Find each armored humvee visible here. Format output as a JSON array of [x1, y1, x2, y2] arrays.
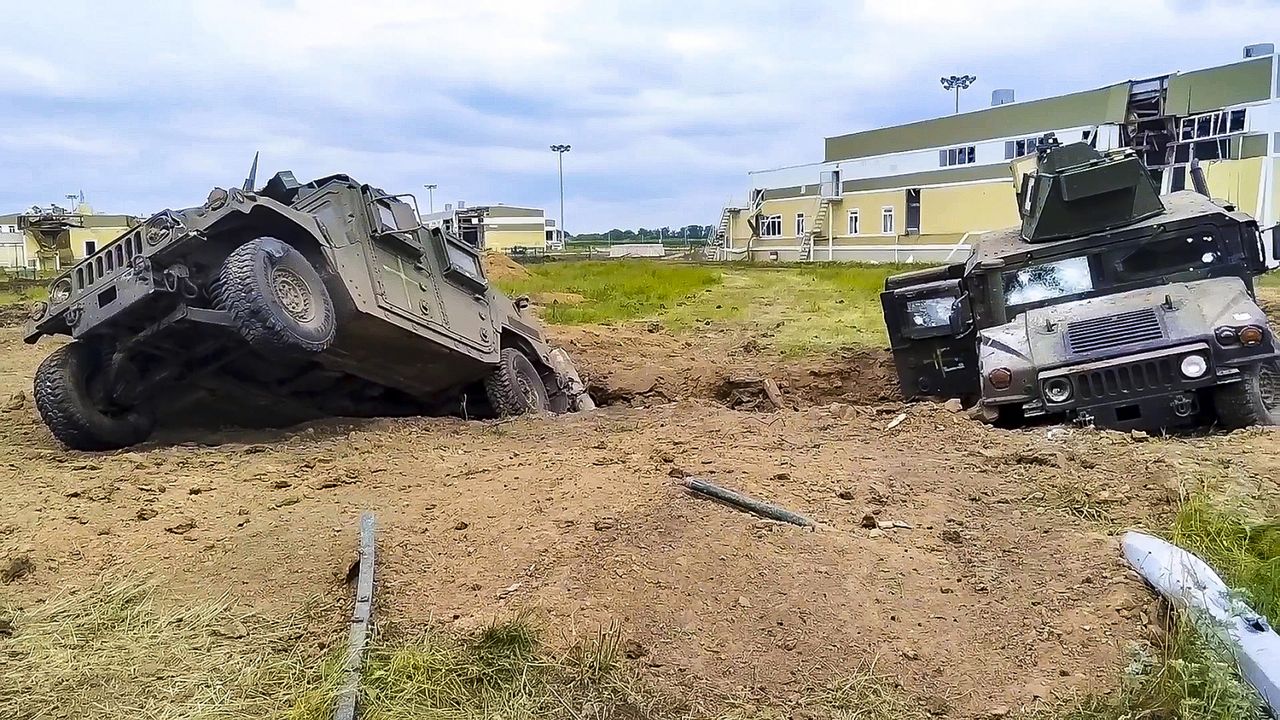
[[882, 136, 1279, 432], [25, 166, 589, 450]]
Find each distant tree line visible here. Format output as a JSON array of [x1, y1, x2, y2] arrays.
[[567, 225, 714, 244]]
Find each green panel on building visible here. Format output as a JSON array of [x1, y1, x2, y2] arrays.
[[1166, 57, 1273, 115], [824, 83, 1130, 162]]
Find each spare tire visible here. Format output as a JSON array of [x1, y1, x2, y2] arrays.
[[33, 342, 155, 451], [484, 348, 550, 417], [212, 237, 336, 354]]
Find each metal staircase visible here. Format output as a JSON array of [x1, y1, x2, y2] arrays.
[[801, 199, 831, 262]]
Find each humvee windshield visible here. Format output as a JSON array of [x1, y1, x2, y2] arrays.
[[1000, 226, 1230, 314]]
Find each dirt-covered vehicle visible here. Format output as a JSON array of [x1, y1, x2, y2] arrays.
[[25, 166, 589, 450], [882, 136, 1279, 432]]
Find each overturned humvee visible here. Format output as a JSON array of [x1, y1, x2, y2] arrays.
[[26, 165, 589, 450], [882, 135, 1279, 432]]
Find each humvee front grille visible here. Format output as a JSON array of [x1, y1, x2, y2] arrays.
[[1066, 308, 1164, 354], [74, 234, 144, 292], [1071, 356, 1178, 401]]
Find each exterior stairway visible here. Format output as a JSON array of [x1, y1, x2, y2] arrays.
[[802, 200, 830, 261]]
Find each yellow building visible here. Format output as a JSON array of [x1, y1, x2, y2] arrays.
[[715, 48, 1280, 264], [0, 203, 140, 273], [426, 203, 553, 253]]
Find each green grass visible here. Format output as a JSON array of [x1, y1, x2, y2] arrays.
[[362, 615, 662, 720], [0, 285, 44, 306], [1256, 270, 1280, 290], [499, 260, 918, 353], [1040, 484, 1279, 720], [495, 260, 723, 325]]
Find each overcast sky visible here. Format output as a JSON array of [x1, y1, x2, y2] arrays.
[[0, 0, 1277, 232]]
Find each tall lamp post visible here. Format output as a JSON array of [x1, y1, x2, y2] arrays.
[[940, 74, 977, 114], [550, 144, 571, 242], [422, 184, 437, 214]]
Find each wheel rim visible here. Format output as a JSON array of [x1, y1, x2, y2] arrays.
[[516, 372, 543, 410], [1259, 364, 1280, 412], [272, 266, 315, 323]]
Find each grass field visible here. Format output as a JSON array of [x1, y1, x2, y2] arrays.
[[497, 260, 916, 353]]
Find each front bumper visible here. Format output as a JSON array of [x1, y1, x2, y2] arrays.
[[1024, 343, 1253, 431]]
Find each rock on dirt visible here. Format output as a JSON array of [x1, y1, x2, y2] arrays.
[[3, 391, 25, 411]]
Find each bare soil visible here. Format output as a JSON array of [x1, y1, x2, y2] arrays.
[[3, 314, 1280, 717]]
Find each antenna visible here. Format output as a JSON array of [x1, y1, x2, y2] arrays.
[[242, 151, 259, 192]]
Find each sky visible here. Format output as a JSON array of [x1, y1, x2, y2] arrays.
[[1, 0, 1278, 233]]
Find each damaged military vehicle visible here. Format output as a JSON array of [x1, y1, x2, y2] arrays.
[[26, 164, 590, 450], [882, 135, 1278, 432]]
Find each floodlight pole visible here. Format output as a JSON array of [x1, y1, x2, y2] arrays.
[[423, 184, 437, 213], [550, 144, 571, 241], [940, 74, 977, 114]]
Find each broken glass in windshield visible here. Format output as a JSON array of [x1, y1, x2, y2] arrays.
[[1003, 256, 1093, 307]]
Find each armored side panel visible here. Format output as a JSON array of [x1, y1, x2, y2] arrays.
[[1018, 141, 1165, 243]]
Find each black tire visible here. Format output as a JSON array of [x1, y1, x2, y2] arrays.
[[212, 237, 336, 354], [33, 342, 155, 451], [1214, 361, 1280, 430], [484, 348, 550, 417]]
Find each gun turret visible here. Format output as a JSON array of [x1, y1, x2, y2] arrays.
[[1014, 133, 1164, 243]]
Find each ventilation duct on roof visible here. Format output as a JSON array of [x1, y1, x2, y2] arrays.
[[1244, 43, 1274, 58], [991, 89, 1015, 106]]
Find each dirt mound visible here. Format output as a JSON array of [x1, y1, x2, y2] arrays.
[[550, 323, 899, 408], [483, 252, 532, 282], [530, 291, 584, 306]]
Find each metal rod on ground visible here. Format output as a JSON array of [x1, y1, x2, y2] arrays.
[[681, 477, 815, 527], [334, 511, 376, 720]]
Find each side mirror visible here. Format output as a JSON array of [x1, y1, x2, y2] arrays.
[[949, 293, 974, 335]]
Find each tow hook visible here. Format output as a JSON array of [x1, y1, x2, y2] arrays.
[[1171, 392, 1197, 418]]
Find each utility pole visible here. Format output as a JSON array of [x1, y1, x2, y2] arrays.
[[423, 184, 437, 213], [550, 144, 571, 240], [940, 74, 977, 114]]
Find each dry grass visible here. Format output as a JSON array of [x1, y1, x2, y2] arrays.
[[0, 577, 341, 720], [0, 579, 931, 719]]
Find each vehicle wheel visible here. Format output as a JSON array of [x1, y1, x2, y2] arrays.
[[484, 348, 550, 417], [33, 342, 155, 451], [1213, 361, 1280, 429], [212, 237, 336, 354]]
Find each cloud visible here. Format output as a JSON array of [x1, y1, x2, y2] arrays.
[[0, 0, 1277, 230]]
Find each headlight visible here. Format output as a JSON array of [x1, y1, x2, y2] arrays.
[[1238, 325, 1265, 347], [1180, 354, 1208, 378], [987, 367, 1013, 390], [28, 301, 48, 321], [1044, 377, 1073, 403], [1214, 326, 1239, 345], [49, 278, 72, 304]]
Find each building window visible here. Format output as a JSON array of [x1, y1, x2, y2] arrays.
[[905, 189, 921, 234], [0, 224, 15, 233], [881, 207, 895, 235], [84, 240, 97, 255], [795, 213, 806, 236], [759, 215, 782, 238], [847, 210, 860, 235], [1004, 136, 1042, 159], [1179, 109, 1247, 142], [939, 145, 977, 167]]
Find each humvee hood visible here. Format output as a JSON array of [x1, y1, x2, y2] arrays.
[[1019, 276, 1260, 366]]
